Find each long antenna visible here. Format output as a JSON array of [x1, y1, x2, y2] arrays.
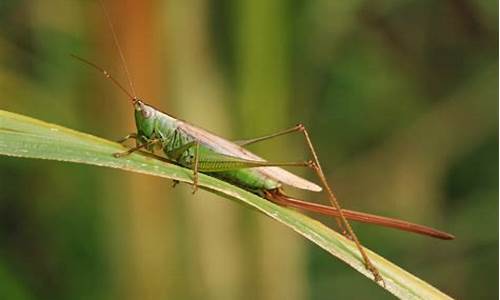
[[99, 0, 137, 99], [71, 54, 136, 103]]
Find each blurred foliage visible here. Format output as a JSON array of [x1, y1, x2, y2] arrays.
[[0, 0, 497, 299]]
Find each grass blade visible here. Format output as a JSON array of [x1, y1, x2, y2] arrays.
[[0, 109, 454, 299]]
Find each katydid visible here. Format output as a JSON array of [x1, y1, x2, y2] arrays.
[[73, 3, 454, 284], [74, 54, 454, 284]]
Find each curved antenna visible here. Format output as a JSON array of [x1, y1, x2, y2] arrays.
[[71, 54, 136, 103], [99, 0, 137, 99]]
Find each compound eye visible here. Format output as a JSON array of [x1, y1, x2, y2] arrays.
[[142, 107, 153, 118]]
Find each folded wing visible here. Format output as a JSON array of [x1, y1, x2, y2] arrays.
[[178, 120, 322, 192]]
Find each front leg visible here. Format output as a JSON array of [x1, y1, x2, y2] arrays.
[[113, 138, 161, 158], [116, 133, 137, 144]]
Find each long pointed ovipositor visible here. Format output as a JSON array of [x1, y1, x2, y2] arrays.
[[264, 189, 454, 240]]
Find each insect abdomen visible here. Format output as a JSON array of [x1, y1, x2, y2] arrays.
[[208, 169, 280, 192]]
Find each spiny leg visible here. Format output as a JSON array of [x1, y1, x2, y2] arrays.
[[113, 138, 161, 158], [166, 141, 311, 191], [234, 126, 303, 146], [166, 135, 382, 281], [235, 125, 346, 232], [193, 152, 313, 172], [238, 124, 383, 283], [186, 142, 311, 193], [237, 126, 351, 231], [167, 138, 387, 278], [196, 158, 312, 172], [295, 124, 383, 284]]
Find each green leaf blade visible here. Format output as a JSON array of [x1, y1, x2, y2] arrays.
[[0, 110, 454, 300]]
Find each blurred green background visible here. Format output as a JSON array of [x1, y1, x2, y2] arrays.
[[0, 0, 497, 299]]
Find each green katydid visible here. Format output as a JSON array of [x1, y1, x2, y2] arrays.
[[72, 3, 454, 284], [73, 55, 455, 285]]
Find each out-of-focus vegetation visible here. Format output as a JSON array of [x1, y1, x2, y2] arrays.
[[0, 0, 497, 299]]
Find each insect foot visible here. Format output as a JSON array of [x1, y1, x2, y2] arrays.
[[192, 174, 199, 194], [172, 180, 180, 188], [368, 265, 385, 287], [113, 152, 125, 158], [341, 229, 354, 241], [192, 184, 199, 195]]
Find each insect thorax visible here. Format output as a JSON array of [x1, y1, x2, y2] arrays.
[[134, 103, 177, 139]]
